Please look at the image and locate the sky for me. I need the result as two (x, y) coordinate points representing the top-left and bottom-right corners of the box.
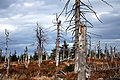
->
(0, 0), (120, 56)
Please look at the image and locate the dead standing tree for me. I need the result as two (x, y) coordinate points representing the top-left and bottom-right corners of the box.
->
(97, 41), (101, 59)
(105, 44), (108, 59)
(55, 14), (61, 66)
(110, 46), (113, 62)
(94, 45), (96, 59)
(5, 29), (9, 63)
(36, 23), (48, 67)
(58, 0), (112, 79)
(25, 46), (28, 68)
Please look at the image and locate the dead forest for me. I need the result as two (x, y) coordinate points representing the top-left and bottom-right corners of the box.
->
(0, 0), (120, 80)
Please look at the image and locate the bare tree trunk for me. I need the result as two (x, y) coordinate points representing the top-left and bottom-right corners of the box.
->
(5, 29), (9, 63)
(38, 45), (42, 67)
(63, 46), (65, 60)
(36, 23), (43, 67)
(46, 53), (48, 60)
(78, 26), (87, 80)
(98, 41), (101, 59)
(105, 44), (107, 59)
(7, 57), (10, 77)
(56, 14), (61, 66)
(88, 39), (91, 63)
(74, 0), (80, 72)
(5, 39), (7, 63)
(110, 46), (113, 62)
(89, 39), (91, 59)
(94, 45), (96, 59)
(25, 46), (28, 68)
(113, 46), (116, 58)
(41, 41), (44, 63)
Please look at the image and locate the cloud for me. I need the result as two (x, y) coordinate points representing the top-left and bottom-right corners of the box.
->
(0, 24), (16, 31)
(0, 0), (120, 55)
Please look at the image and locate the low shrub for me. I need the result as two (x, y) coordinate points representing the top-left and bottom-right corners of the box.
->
(64, 64), (74, 72)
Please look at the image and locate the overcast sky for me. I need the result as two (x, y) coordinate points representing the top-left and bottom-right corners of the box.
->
(0, 0), (120, 56)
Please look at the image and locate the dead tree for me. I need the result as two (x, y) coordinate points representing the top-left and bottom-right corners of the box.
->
(110, 46), (113, 62)
(36, 23), (43, 67)
(105, 44), (107, 59)
(5, 29), (9, 63)
(97, 41), (101, 59)
(7, 56), (10, 77)
(36, 22), (48, 67)
(94, 45), (96, 59)
(88, 39), (91, 59)
(45, 52), (48, 60)
(25, 46), (28, 68)
(55, 14), (61, 66)
(58, 0), (112, 79)
(113, 46), (116, 58)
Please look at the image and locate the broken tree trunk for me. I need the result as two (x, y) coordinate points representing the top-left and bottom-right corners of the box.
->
(78, 25), (87, 80)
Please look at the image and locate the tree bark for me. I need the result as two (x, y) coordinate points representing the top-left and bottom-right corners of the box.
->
(94, 45), (96, 59)
(56, 14), (61, 66)
(105, 44), (107, 59)
(74, 0), (80, 72)
(110, 46), (113, 62)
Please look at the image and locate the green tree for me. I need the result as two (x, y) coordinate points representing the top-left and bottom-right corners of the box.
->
(33, 51), (38, 61)
(50, 49), (56, 60)
(59, 40), (69, 60)
(10, 50), (18, 61)
(0, 49), (2, 61)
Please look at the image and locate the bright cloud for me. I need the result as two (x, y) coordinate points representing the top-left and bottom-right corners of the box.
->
(24, 2), (34, 7)
(92, 12), (110, 19)
(0, 24), (16, 31)
(11, 14), (22, 19)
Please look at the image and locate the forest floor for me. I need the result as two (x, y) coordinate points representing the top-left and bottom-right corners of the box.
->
(0, 58), (120, 80)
